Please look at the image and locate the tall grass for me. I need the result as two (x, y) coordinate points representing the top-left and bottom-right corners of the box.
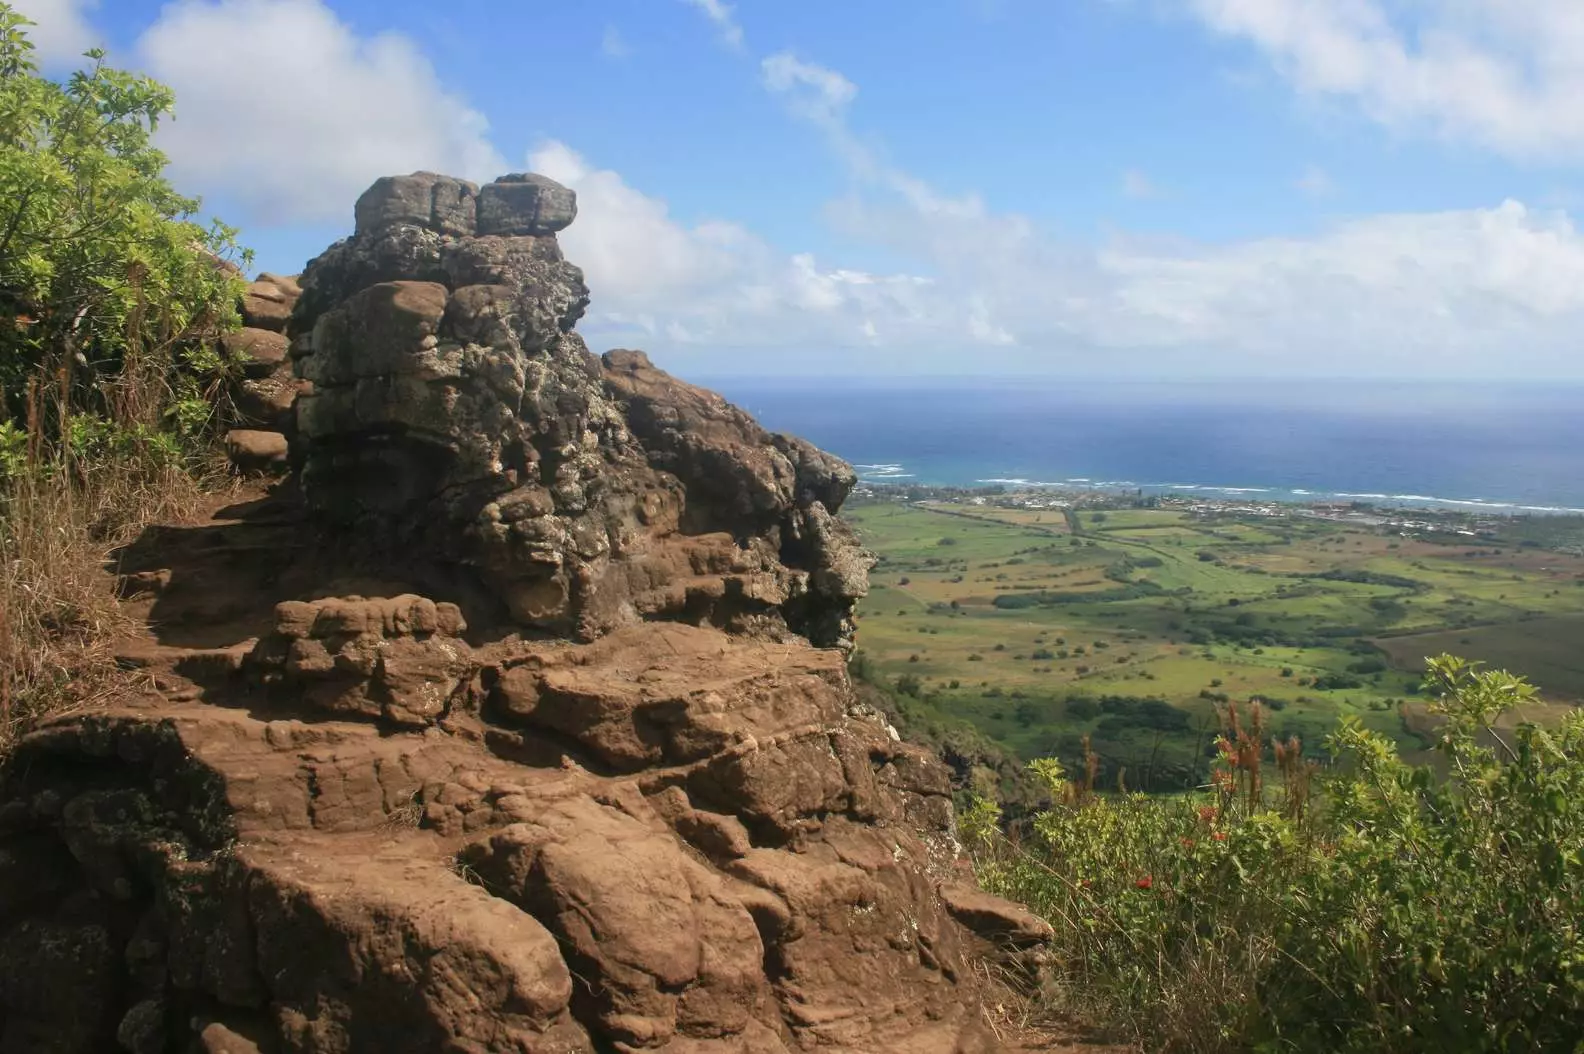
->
(0, 406), (232, 753)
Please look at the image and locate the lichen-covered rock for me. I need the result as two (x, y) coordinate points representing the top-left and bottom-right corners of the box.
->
(289, 171), (870, 650)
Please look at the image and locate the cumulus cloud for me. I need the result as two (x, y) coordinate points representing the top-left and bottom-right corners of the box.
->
(8, 0), (99, 67)
(1091, 201), (1584, 365)
(751, 46), (1584, 375)
(1182, 0), (1584, 161)
(136, 0), (505, 225)
(680, 0), (744, 52)
(528, 141), (993, 349)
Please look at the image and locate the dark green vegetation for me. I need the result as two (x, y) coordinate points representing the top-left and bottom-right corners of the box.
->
(0, 7), (246, 744)
(966, 658), (1584, 1053)
(845, 499), (1584, 789)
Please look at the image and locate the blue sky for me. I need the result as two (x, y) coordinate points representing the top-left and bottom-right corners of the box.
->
(18, 0), (1584, 379)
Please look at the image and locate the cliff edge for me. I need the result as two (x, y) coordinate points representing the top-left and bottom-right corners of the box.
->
(0, 173), (1055, 1053)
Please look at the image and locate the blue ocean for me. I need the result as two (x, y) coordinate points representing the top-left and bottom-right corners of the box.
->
(699, 378), (1584, 515)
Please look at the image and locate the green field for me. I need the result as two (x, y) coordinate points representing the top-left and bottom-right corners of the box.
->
(846, 500), (1584, 791)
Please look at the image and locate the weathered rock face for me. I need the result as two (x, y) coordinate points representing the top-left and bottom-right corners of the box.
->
(288, 171), (867, 651)
(224, 273), (305, 475)
(0, 173), (1051, 1054)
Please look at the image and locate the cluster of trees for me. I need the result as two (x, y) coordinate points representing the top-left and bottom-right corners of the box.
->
(0, 5), (246, 475)
(993, 580), (1174, 608)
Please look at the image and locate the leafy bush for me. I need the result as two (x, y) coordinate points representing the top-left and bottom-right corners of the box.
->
(0, 7), (247, 441)
(1066, 697), (1100, 720)
(965, 657), (1584, 1052)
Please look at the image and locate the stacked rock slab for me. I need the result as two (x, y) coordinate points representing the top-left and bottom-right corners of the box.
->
(287, 172), (870, 650)
(0, 173), (1055, 1053)
(224, 274), (303, 474)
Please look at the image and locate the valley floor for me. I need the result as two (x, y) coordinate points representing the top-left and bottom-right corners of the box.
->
(844, 498), (1584, 788)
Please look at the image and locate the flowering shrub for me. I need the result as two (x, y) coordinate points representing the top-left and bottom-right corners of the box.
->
(964, 656), (1584, 1053)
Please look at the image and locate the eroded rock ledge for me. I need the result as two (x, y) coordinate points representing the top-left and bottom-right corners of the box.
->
(0, 172), (1045, 1054)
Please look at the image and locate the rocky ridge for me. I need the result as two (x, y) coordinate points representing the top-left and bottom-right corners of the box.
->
(0, 172), (1062, 1053)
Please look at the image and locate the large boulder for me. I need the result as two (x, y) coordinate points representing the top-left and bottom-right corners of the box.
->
(353, 172), (480, 238)
(476, 173), (578, 236)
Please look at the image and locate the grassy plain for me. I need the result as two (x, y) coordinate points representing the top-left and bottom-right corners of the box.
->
(846, 500), (1584, 789)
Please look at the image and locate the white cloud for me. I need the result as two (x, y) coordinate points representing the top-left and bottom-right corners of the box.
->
(529, 141), (987, 349)
(680, 0), (744, 52)
(1090, 201), (1584, 369)
(1121, 168), (1161, 199)
(761, 52), (858, 122)
(8, 0), (99, 67)
(1182, 0), (1584, 161)
(34, 0), (1584, 377)
(601, 24), (631, 60)
(136, 0), (505, 225)
(748, 46), (1584, 375)
(1295, 164), (1335, 198)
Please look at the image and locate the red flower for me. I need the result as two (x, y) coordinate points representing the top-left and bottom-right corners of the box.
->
(1180, 837), (1196, 849)
(1212, 831), (1228, 842)
(1197, 805), (1219, 824)
(1135, 875), (1154, 890)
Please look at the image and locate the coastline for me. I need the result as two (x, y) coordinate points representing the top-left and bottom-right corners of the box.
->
(852, 464), (1584, 517)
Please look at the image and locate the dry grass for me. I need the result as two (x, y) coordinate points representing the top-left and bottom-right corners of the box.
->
(0, 452), (234, 753)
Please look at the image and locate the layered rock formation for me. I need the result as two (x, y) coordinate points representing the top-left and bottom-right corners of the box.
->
(223, 273), (304, 475)
(0, 173), (1055, 1054)
(286, 171), (867, 651)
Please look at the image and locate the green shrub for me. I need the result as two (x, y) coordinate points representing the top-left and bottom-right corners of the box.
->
(0, 7), (247, 442)
(965, 657), (1584, 1052)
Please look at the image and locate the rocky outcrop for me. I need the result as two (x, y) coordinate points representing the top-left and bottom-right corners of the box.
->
(0, 172), (1053, 1054)
(288, 171), (868, 651)
(223, 273), (304, 475)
